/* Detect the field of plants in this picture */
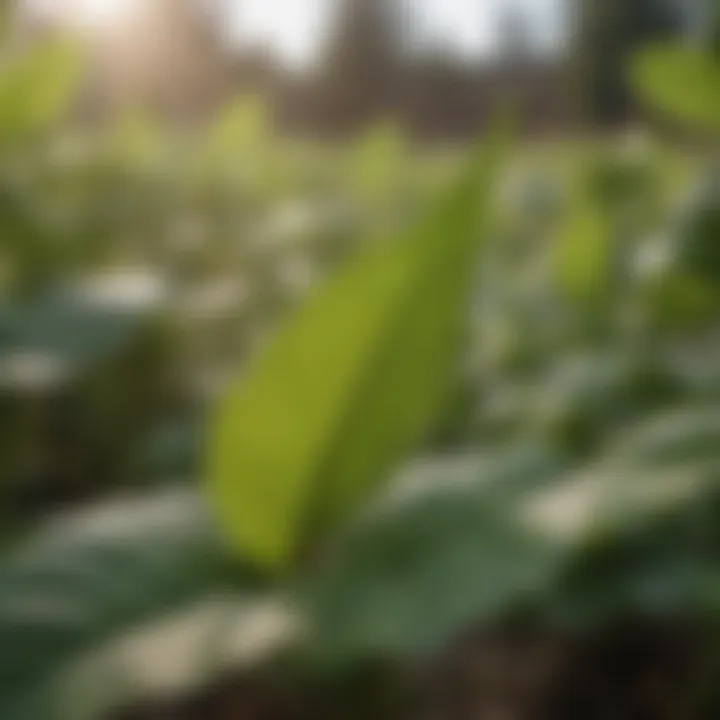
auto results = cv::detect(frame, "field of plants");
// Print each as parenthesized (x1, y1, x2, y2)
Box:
(1, 18, 720, 720)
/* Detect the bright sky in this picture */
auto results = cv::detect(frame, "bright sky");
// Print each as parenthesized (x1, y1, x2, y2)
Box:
(26, 0, 567, 66)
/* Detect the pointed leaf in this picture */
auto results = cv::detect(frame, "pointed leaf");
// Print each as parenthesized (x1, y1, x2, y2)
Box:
(206, 138, 504, 570)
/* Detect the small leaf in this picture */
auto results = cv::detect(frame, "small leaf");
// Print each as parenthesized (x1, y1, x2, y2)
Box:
(206, 137, 505, 570)
(348, 120, 407, 207)
(631, 45, 720, 132)
(555, 190, 610, 300)
(198, 95, 270, 175)
(0, 36, 82, 144)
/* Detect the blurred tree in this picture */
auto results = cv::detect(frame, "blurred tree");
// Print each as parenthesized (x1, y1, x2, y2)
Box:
(403, 44, 480, 139)
(574, 0, 685, 126)
(316, 0, 406, 134)
(497, 2, 534, 64)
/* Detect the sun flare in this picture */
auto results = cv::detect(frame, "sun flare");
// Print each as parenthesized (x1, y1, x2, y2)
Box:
(25, 0, 140, 30)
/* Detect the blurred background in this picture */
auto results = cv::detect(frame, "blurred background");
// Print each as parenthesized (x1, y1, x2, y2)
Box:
(13, 0, 704, 134)
(1, 0, 720, 718)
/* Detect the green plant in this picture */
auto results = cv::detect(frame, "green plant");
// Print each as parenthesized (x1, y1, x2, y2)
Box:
(1, 20, 720, 720)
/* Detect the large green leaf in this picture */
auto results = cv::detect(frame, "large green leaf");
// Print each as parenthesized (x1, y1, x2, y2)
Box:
(0, 489, 239, 719)
(304, 412, 720, 663)
(302, 446, 567, 662)
(548, 486, 720, 627)
(206, 138, 503, 570)
(631, 45, 720, 132)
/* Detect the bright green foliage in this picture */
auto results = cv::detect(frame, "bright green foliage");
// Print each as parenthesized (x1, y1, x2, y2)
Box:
(0, 20, 720, 718)
(555, 188, 610, 300)
(0, 36, 82, 146)
(206, 139, 502, 571)
(631, 45, 720, 132)
(197, 96, 270, 177)
(347, 120, 408, 208)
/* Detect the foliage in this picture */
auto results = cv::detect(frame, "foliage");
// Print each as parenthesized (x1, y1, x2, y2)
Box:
(206, 135, 501, 570)
(574, 0, 685, 125)
(632, 45, 720, 131)
(0, 19, 720, 720)
(0, 488, 240, 719)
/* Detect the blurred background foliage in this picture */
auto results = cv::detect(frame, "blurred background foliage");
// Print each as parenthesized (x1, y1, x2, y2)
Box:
(0, 0, 720, 718)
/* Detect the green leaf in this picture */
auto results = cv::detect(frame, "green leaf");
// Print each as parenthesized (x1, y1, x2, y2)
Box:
(348, 120, 408, 207)
(555, 190, 610, 300)
(101, 109, 166, 171)
(631, 45, 720, 132)
(206, 137, 505, 570)
(0, 36, 82, 144)
(302, 446, 567, 662)
(0, 283, 161, 395)
(303, 431, 720, 663)
(675, 169, 720, 282)
(198, 95, 270, 175)
(0, 489, 238, 718)
(609, 405, 720, 468)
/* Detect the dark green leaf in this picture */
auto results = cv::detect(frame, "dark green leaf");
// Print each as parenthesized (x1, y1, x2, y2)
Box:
(0, 488, 237, 718)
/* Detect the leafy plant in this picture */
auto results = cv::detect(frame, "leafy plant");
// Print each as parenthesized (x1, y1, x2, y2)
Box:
(633, 45, 720, 131)
(206, 135, 503, 570)
(2, 18, 720, 720)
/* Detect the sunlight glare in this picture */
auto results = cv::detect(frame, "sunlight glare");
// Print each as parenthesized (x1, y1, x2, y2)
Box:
(26, 0, 140, 30)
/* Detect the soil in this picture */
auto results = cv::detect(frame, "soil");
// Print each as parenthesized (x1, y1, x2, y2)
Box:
(115, 618, 715, 720)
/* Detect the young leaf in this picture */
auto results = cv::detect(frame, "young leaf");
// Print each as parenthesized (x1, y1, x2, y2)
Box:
(555, 190, 610, 300)
(198, 95, 270, 176)
(0, 36, 82, 144)
(206, 137, 505, 571)
(348, 120, 407, 207)
(631, 45, 720, 132)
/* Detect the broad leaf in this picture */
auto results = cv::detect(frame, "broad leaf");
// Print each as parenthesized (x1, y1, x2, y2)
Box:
(302, 446, 567, 662)
(304, 429, 720, 663)
(207, 138, 504, 570)
(0, 489, 239, 718)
